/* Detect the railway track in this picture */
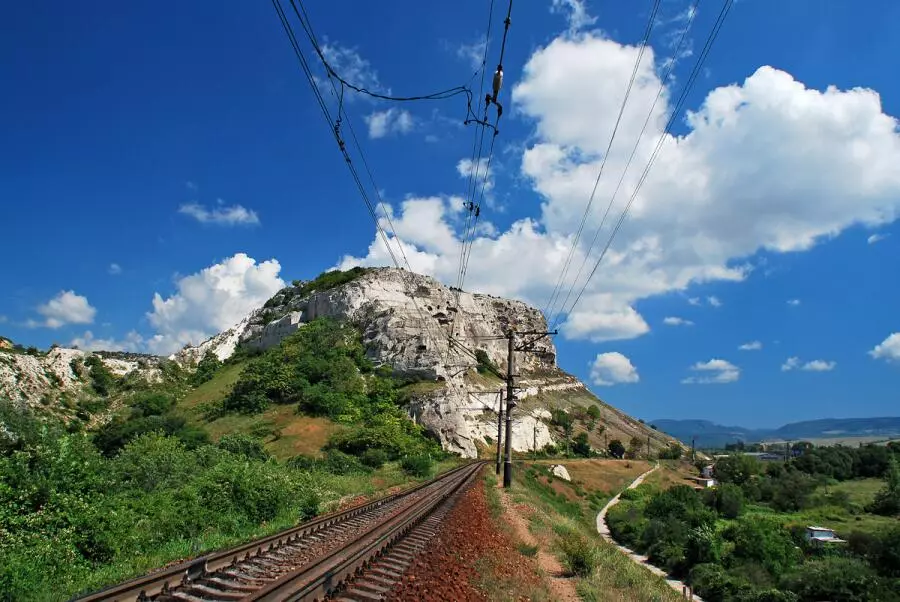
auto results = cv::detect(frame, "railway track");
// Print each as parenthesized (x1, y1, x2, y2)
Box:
(75, 461, 485, 602)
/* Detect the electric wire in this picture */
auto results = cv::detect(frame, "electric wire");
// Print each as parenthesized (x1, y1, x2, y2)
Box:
(560, 0, 734, 324)
(548, 0, 700, 329)
(541, 0, 662, 324)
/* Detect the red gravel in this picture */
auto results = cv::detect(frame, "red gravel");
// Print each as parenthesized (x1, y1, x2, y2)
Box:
(388, 469, 542, 601)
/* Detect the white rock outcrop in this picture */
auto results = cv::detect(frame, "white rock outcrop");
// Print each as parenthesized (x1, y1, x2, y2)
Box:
(551, 464, 572, 481)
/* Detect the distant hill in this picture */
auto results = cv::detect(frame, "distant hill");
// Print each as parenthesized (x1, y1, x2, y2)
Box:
(651, 417, 900, 448)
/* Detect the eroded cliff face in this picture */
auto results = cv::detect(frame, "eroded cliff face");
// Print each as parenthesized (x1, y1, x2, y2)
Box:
(172, 267, 565, 457)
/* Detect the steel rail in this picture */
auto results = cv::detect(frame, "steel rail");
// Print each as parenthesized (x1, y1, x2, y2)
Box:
(73, 462, 480, 602)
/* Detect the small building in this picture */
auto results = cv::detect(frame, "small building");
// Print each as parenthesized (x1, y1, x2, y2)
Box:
(689, 476, 716, 488)
(804, 526, 846, 547)
(701, 464, 714, 479)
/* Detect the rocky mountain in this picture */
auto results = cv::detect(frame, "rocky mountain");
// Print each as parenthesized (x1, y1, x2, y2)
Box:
(0, 344, 163, 415)
(173, 267, 681, 458)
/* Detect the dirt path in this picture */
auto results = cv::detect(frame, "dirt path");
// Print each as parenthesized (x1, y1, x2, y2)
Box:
(498, 484, 580, 602)
(596, 464, 703, 601)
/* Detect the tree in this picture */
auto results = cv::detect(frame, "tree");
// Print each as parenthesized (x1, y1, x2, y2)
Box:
(781, 556, 882, 602)
(608, 439, 626, 459)
(572, 432, 591, 457)
(84, 355, 115, 397)
(709, 483, 744, 519)
(714, 454, 761, 485)
(723, 518, 800, 580)
(192, 350, 222, 386)
(586, 404, 601, 420)
(869, 455, 900, 516)
(628, 435, 644, 458)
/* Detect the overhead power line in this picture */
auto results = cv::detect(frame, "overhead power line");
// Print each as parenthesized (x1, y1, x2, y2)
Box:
(455, 0, 513, 298)
(542, 0, 662, 325)
(271, 0, 449, 361)
(549, 0, 701, 330)
(560, 0, 734, 325)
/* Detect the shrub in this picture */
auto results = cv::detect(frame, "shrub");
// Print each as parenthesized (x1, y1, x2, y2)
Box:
(474, 349, 499, 376)
(84, 355, 115, 397)
(217, 434, 270, 461)
(400, 454, 434, 478)
(359, 448, 389, 469)
(130, 391, 175, 417)
(192, 350, 222, 386)
(572, 432, 591, 457)
(608, 439, 626, 459)
(557, 528, 598, 577)
(780, 556, 882, 602)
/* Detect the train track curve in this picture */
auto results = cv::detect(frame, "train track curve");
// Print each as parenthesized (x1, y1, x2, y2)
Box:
(74, 461, 485, 602)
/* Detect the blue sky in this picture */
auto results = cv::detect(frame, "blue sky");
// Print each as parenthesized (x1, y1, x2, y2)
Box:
(2, 0, 899, 428)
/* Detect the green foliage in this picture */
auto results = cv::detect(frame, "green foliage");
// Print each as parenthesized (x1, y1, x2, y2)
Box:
(557, 526, 599, 577)
(84, 355, 115, 397)
(129, 391, 175, 417)
(706, 482, 745, 519)
(217, 433, 270, 461)
(224, 318, 370, 417)
(295, 267, 370, 298)
(714, 453, 761, 485)
(359, 448, 389, 469)
(781, 556, 884, 602)
(723, 519, 800, 580)
(93, 414, 209, 456)
(474, 348, 499, 376)
(868, 455, 900, 516)
(658, 443, 684, 460)
(400, 453, 434, 478)
(572, 432, 591, 457)
(192, 350, 223, 386)
(608, 439, 625, 458)
(585, 404, 601, 420)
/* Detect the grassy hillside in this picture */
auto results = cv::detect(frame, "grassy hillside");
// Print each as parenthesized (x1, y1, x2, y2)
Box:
(523, 377, 684, 457)
(174, 361, 340, 459)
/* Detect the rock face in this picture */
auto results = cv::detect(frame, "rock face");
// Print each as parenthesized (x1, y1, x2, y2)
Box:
(174, 267, 680, 458)
(0, 348, 162, 410)
(551, 464, 572, 481)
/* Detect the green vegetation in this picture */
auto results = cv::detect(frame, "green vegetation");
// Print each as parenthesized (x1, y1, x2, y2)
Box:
(293, 267, 371, 299)
(605, 445, 900, 601)
(511, 463, 681, 601)
(0, 315, 454, 601)
(474, 348, 500, 376)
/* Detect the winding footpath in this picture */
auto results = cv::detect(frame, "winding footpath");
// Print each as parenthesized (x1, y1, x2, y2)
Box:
(595, 464, 703, 601)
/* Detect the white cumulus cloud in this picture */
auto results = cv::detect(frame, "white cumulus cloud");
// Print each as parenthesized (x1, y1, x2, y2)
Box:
(340, 31, 900, 344)
(738, 340, 762, 351)
(787, 298, 801, 306)
(178, 202, 260, 226)
(70, 330, 144, 353)
(663, 316, 693, 326)
(802, 359, 836, 372)
(32, 291, 97, 329)
(108, 263, 122, 275)
(707, 296, 722, 308)
(590, 351, 639, 386)
(868, 233, 889, 244)
(550, 0, 597, 32)
(870, 333, 900, 362)
(146, 253, 285, 355)
(782, 356, 835, 371)
(365, 108, 414, 139)
(682, 359, 740, 384)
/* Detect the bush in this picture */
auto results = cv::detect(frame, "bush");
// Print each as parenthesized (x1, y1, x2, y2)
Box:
(608, 439, 626, 459)
(710, 482, 744, 519)
(84, 355, 115, 397)
(474, 349, 499, 376)
(780, 556, 882, 602)
(557, 528, 598, 577)
(130, 391, 175, 417)
(572, 432, 591, 457)
(400, 454, 434, 478)
(217, 434, 270, 461)
(359, 448, 389, 469)
(192, 350, 222, 386)
(714, 454, 761, 485)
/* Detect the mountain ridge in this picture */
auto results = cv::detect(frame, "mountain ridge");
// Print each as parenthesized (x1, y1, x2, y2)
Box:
(652, 416, 900, 448)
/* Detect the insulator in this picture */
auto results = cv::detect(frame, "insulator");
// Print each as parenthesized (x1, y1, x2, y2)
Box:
(492, 66, 504, 101)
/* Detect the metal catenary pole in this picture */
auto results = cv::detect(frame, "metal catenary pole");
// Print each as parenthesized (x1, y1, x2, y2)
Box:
(503, 330, 516, 488)
(495, 389, 504, 475)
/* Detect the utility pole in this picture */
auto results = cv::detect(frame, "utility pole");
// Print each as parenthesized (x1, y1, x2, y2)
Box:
(533, 423, 537, 456)
(503, 327, 557, 488)
(503, 330, 516, 488)
(691, 436, 696, 463)
(495, 389, 504, 475)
